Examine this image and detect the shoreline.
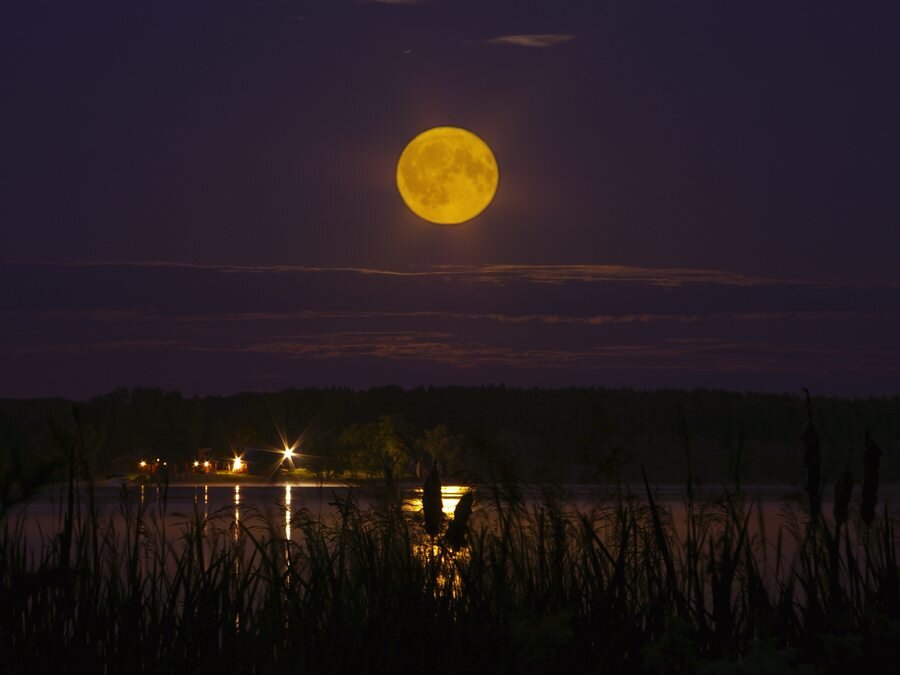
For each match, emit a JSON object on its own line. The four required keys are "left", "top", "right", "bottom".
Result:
{"left": 55, "top": 477, "right": 900, "bottom": 501}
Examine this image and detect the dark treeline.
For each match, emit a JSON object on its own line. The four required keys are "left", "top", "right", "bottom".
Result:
{"left": 0, "top": 386, "right": 897, "bottom": 484}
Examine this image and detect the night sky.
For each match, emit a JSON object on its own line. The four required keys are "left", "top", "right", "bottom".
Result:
{"left": 3, "top": 1, "right": 899, "bottom": 398}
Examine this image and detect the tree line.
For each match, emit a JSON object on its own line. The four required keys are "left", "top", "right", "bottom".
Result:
{"left": 0, "top": 386, "right": 897, "bottom": 485}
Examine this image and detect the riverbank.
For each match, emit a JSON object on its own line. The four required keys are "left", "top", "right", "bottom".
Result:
{"left": 3, "top": 472, "right": 897, "bottom": 673}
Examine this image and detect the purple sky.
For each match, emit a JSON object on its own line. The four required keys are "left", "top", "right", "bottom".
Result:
{"left": 3, "top": 1, "right": 899, "bottom": 398}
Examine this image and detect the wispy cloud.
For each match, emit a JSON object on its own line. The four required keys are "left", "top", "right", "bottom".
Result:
{"left": 203, "top": 333, "right": 900, "bottom": 374}
{"left": 5, "top": 259, "right": 898, "bottom": 391}
{"left": 485, "top": 34, "right": 576, "bottom": 48}
{"left": 430, "top": 264, "right": 809, "bottom": 288}
{"left": 15, "top": 329, "right": 900, "bottom": 376}
{"left": 32, "top": 340, "right": 187, "bottom": 355}
{"left": 15, "top": 307, "right": 889, "bottom": 327}
{"left": 361, "top": 0, "right": 430, "bottom": 5}
{"left": 5, "top": 259, "right": 871, "bottom": 288}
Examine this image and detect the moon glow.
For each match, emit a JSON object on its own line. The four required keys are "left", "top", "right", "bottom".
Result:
{"left": 396, "top": 127, "right": 499, "bottom": 225}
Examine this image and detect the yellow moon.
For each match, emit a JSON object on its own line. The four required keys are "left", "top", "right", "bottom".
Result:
{"left": 396, "top": 126, "right": 499, "bottom": 225}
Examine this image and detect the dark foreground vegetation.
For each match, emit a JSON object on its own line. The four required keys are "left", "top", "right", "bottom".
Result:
{"left": 1, "top": 411, "right": 898, "bottom": 674}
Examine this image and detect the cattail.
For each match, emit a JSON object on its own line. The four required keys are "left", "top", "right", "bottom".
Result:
{"left": 443, "top": 491, "right": 474, "bottom": 550}
{"left": 422, "top": 462, "right": 443, "bottom": 537}
{"left": 800, "top": 388, "right": 822, "bottom": 522}
{"left": 833, "top": 466, "right": 853, "bottom": 527}
{"left": 861, "top": 430, "right": 883, "bottom": 527}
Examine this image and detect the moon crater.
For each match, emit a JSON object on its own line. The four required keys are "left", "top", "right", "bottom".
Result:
{"left": 396, "top": 127, "right": 499, "bottom": 225}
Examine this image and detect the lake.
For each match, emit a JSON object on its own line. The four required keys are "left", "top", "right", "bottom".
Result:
{"left": 13, "top": 480, "right": 897, "bottom": 561}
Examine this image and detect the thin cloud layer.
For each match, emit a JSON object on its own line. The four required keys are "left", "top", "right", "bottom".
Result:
{"left": 19, "top": 332, "right": 900, "bottom": 377}
{"left": 12, "top": 307, "right": 889, "bottom": 327}
{"left": 6, "top": 259, "right": 878, "bottom": 288}
{"left": 486, "top": 34, "right": 576, "bottom": 48}
{"left": 2, "top": 259, "right": 899, "bottom": 395}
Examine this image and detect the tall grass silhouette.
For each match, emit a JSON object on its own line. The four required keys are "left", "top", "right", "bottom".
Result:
{"left": 0, "top": 413, "right": 897, "bottom": 673}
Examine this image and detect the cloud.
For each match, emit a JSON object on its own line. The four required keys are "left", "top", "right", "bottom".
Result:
{"left": 11, "top": 317, "right": 900, "bottom": 381}
{"left": 5, "top": 260, "right": 899, "bottom": 380}
{"left": 361, "top": 0, "right": 430, "bottom": 5}
{"left": 6, "top": 259, "right": 868, "bottom": 288}
{"left": 3, "top": 259, "right": 899, "bottom": 394}
{"left": 485, "top": 34, "right": 576, "bottom": 48}
{"left": 199, "top": 333, "right": 900, "bottom": 374}
{"left": 16, "top": 307, "right": 888, "bottom": 327}
{"left": 32, "top": 340, "right": 187, "bottom": 355}
{"left": 431, "top": 264, "right": 802, "bottom": 288}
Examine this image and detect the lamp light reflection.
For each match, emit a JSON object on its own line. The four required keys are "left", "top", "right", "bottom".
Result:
{"left": 284, "top": 485, "right": 292, "bottom": 541}
{"left": 233, "top": 485, "right": 241, "bottom": 542}
{"left": 406, "top": 485, "right": 470, "bottom": 516}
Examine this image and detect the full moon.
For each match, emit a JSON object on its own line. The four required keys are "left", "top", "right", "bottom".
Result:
{"left": 396, "top": 126, "right": 499, "bottom": 225}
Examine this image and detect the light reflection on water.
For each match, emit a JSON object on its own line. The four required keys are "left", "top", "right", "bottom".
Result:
{"left": 284, "top": 484, "right": 292, "bottom": 542}
{"left": 17, "top": 482, "right": 900, "bottom": 584}
{"left": 233, "top": 485, "right": 240, "bottom": 542}
{"left": 412, "top": 539, "right": 470, "bottom": 600}
{"left": 232, "top": 485, "right": 242, "bottom": 630}
{"left": 405, "top": 485, "right": 472, "bottom": 516}
{"left": 404, "top": 485, "right": 474, "bottom": 597}
{"left": 282, "top": 484, "right": 293, "bottom": 626}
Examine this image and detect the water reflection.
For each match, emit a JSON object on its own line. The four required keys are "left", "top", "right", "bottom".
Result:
{"left": 284, "top": 485, "right": 292, "bottom": 542}
{"left": 405, "top": 485, "right": 473, "bottom": 601}
{"left": 233, "top": 485, "right": 242, "bottom": 631}
{"left": 233, "top": 485, "right": 241, "bottom": 542}
{"left": 283, "top": 485, "right": 292, "bottom": 578}
{"left": 405, "top": 485, "right": 471, "bottom": 516}
{"left": 282, "top": 484, "right": 293, "bottom": 626}
{"left": 193, "top": 484, "right": 209, "bottom": 535}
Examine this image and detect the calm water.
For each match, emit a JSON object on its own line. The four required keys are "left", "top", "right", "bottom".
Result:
{"left": 10, "top": 481, "right": 899, "bottom": 566}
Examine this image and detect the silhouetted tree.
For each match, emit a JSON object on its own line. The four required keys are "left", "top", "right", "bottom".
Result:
{"left": 338, "top": 415, "right": 412, "bottom": 476}
{"left": 3, "top": 386, "right": 899, "bottom": 484}
{"left": 417, "top": 424, "right": 466, "bottom": 476}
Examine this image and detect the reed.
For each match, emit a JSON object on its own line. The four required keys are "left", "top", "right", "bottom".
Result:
{"left": 0, "top": 439, "right": 897, "bottom": 672}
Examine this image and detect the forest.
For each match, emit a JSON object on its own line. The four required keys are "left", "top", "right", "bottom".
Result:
{"left": 1, "top": 386, "right": 897, "bottom": 486}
